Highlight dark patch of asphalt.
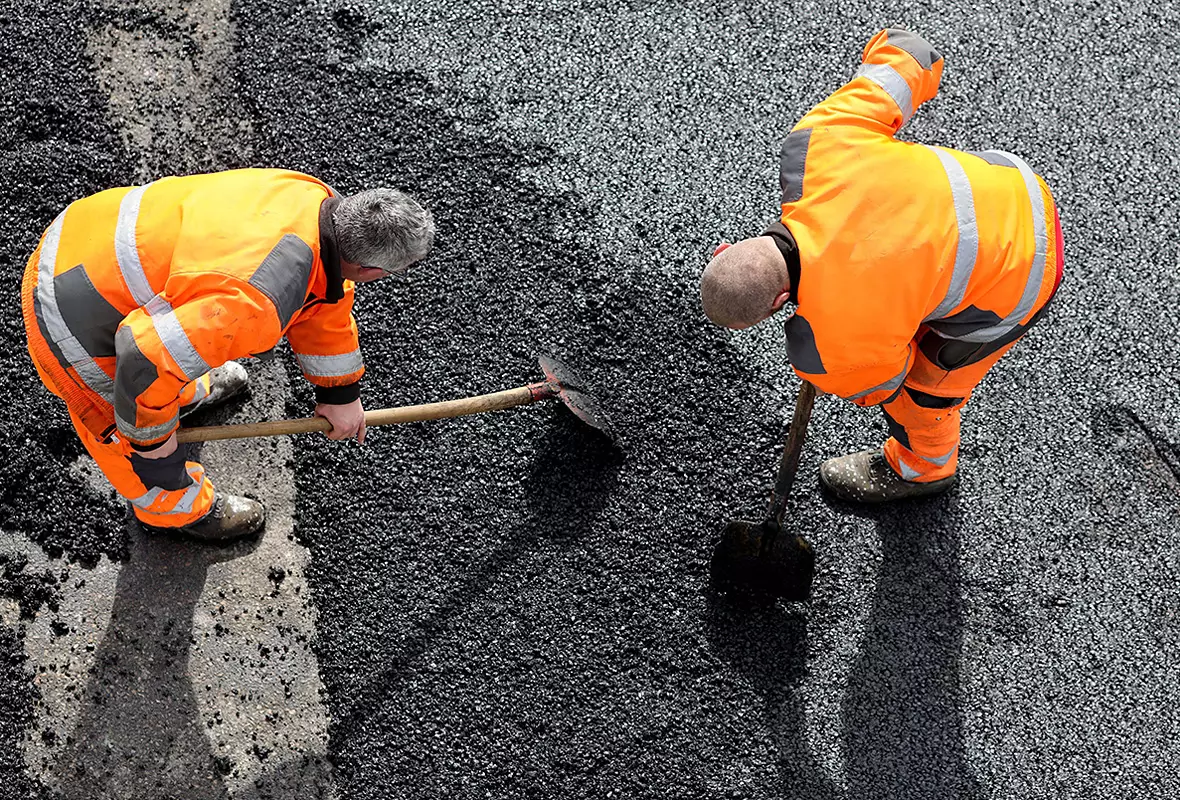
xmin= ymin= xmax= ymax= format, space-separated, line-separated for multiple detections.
xmin=2 ymin=0 xmax=1180 ymax=798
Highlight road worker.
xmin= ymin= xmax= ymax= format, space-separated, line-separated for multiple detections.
xmin=700 ymin=29 xmax=1063 ymax=503
xmin=22 ymin=169 xmax=434 ymax=541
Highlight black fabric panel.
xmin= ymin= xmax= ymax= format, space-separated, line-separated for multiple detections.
xmin=884 ymin=28 xmax=942 ymax=70
xmin=249 ymin=233 xmax=315 ymax=329
xmin=926 ymin=305 xmax=1003 ymax=339
xmin=129 ymin=447 xmax=189 ymax=491
xmin=784 ymin=313 xmax=827 ymax=375
xmin=55 ymin=264 xmax=125 ymax=357
xmin=114 ymin=326 xmax=159 ymax=426
xmin=905 ymin=387 xmax=964 ymax=409
xmin=919 ymin=285 xmax=1061 ymax=371
xmin=779 ymin=127 xmax=813 ymax=204
xmin=882 ymin=405 xmax=912 ymax=450
xmin=314 ymin=381 xmax=361 ymax=405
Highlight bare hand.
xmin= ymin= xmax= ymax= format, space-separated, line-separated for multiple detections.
xmin=138 ymin=432 xmax=178 ymax=459
xmin=315 ymin=399 xmax=367 ymax=444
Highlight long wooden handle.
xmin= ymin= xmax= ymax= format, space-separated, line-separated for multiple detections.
xmin=768 ymin=380 xmax=817 ymax=525
xmin=177 ymin=383 xmax=553 ymax=443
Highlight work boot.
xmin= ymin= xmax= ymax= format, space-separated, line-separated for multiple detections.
xmin=819 ymin=448 xmax=956 ymax=504
xmin=182 ymin=361 xmax=249 ymax=416
xmin=142 ymin=494 xmax=265 ymax=544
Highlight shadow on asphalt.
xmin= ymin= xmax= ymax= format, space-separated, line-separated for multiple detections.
xmin=331 ymin=410 xmax=623 ymax=737
xmin=50 ymin=522 xmax=263 ymax=800
xmin=838 ymin=491 xmax=985 ymax=800
xmin=703 ymin=594 xmax=839 ymax=799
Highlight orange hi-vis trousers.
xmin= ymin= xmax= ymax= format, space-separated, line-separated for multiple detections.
xmin=64 ymin=373 xmax=216 ymax=529
xmin=882 ymin=207 xmax=1065 ymax=483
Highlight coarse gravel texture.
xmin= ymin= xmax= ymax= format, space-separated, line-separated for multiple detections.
xmin=1 ymin=0 xmax=1179 ymax=799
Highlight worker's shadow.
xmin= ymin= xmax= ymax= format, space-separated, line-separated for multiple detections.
xmin=831 ymin=490 xmax=985 ymax=800
xmin=50 ymin=522 xmax=261 ymax=800
xmin=703 ymin=595 xmax=839 ymax=799
xmin=333 ymin=410 xmax=623 ymax=734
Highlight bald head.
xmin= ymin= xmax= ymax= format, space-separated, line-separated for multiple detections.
xmin=700 ymin=237 xmax=792 ymax=329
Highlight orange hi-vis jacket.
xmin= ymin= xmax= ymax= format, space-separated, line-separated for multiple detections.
xmin=21 ymin=168 xmax=365 ymax=448
xmin=775 ymin=29 xmax=1061 ymax=406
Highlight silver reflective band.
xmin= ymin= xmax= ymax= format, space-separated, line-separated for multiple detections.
xmin=949 ymin=150 xmax=1049 ymax=343
xmin=130 ymin=487 xmax=165 ymax=510
xmin=923 ymin=444 xmax=958 ymax=467
xmin=849 ymin=346 xmax=912 ymax=401
xmin=923 ymin=147 xmax=979 ymax=322
xmin=116 ymin=412 xmax=178 ymax=444
xmin=899 ymin=460 xmax=922 ymax=481
xmin=129 ymin=465 xmax=206 ymax=515
xmin=855 ymin=63 xmax=914 ymax=125
xmin=114 ymin=184 xmax=155 ymax=307
xmin=144 ymin=294 xmax=211 ymax=381
xmin=295 ymin=349 xmax=364 ymax=378
xmin=36 ymin=212 xmax=116 ymax=402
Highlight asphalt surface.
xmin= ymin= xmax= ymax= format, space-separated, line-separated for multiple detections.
xmin=1 ymin=1 xmax=1179 ymax=798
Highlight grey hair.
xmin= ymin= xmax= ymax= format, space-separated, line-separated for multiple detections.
xmin=333 ymin=188 xmax=435 ymax=272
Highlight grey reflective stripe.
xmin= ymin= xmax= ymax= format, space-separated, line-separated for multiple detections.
xmin=295 ymin=349 xmax=364 ymax=378
xmin=117 ymin=413 xmax=179 ymax=444
xmin=129 ymin=487 xmax=166 ymax=510
xmin=855 ymin=63 xmax=913 ymax=124
xmin=898 ymin=460 xmax=922 ymax=481
xmin=849 ymin=346 xmax=912 ymax=401
xmin=923 ymin=146 xmax=979 ymax=322
xmin=968 ymin=150 xmax=1017 ymax=169
xmin=143 ymin=294 xmax=211 ymax=381
xmin=249 ymin=234 xmax=315 ymax=329
xmin=950 ymin=149 xmax=1049 ymax=343
xmin=55 ymin=265 xmax=124 ymax=358
xmin=779 ymin=128 xmax=813 ymax=204
xmin=884 ymin=28 xmax=942 ymax=70
xmin=170 ymin=465 xmax=208 ymax=515
xmin=114 ymin=185 xmax=155 ymax=306
xmin=129 ymin=465 xmax=206 ymax=514
xmin=924 ymin=444 xmax=958 ymax=467
xmin=35 ymin=212 xmax=116 ymax=402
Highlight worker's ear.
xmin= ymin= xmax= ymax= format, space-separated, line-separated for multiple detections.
xmin=771 ymin=289 xmax=792 ymax=311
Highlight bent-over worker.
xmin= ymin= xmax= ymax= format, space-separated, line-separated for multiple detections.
xmin=700 ymin=29 xmax=1064 ymax=503
xmin=23 ymin=168 xmax=434 ymax=541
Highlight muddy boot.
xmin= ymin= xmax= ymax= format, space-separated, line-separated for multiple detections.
xmin=182 ymin=361 xmax=249 ymax=416
xmin=819 ymin=448 xmax=956 ymax=504
xmin=142 ymin=494 xmax=265 ymax=544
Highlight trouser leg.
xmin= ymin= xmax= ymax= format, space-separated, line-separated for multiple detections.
xmin=67 ymin=407 xmax=216 ymax=528
xmin=881 ymin=388 xmax=968 ymax=482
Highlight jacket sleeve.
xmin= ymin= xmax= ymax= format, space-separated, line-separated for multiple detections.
xmin=798 ymin=28 xmax=944 ymax=137
xmin=785 ymin=313 xmax=913 ymax=408
xmin=113 ymin=279 xmax=283 ymax=448
xmin=284 ymin=282 xmax=365 ymax=405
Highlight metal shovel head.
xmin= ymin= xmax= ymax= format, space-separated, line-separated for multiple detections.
xmin=537 ymin=354 xmax=616 ymax=441
xmin=710 ymin=519 xmax=815 ymax=604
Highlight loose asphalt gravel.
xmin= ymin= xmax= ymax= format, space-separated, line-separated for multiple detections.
xmin=2 ymin=0 xmax=1180 ymax=798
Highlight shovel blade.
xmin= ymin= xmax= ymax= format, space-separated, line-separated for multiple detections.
xmin=710 ymin=519 xmax=815 ymax=604
xmin=537 ymin=354 xmax=616 ymax=441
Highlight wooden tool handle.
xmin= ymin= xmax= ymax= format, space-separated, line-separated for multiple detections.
xmin=177 ymin=383 xmax=553 ymax=443
xmin=768 ymin=380 xmax=817 ymax=525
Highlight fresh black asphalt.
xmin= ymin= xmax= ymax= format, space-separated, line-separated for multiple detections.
xmin=1 ymin=1 xmax=1179 ymax=798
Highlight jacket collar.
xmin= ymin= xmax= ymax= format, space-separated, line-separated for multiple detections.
xmin=762 ymin=220 xmax=801 ymax=306
xmin=318 ymin=197 xmax=346 ymax=303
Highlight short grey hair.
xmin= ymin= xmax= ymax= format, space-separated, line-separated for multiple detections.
xmin=333 ymin=188 xmax=435 ymax=272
